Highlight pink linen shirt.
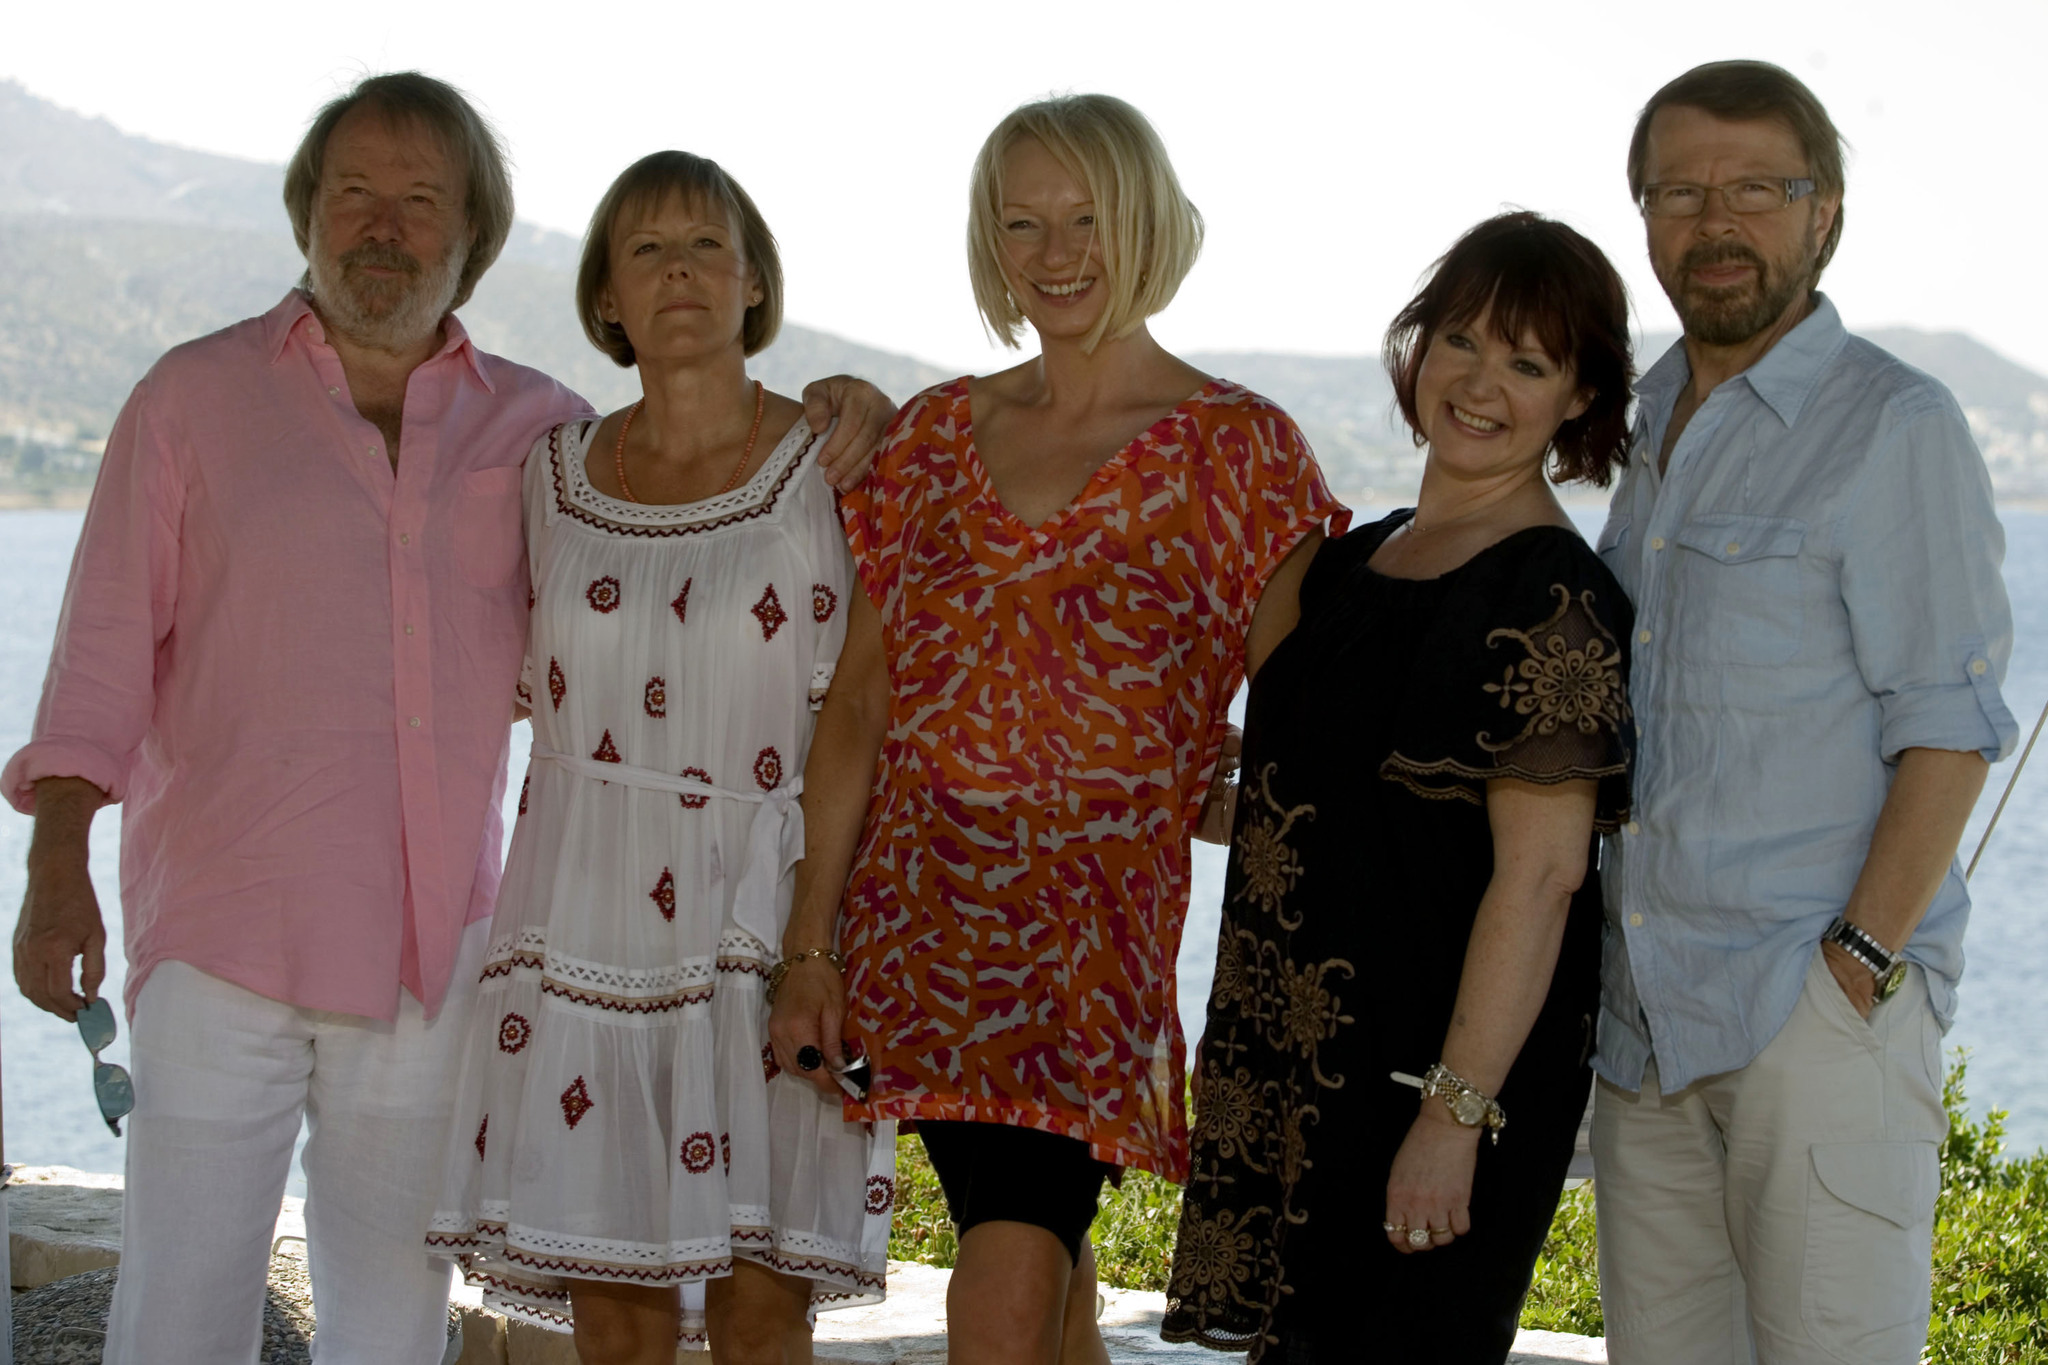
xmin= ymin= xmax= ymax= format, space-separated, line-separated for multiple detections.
xmin=3 ymin=290 xmax=590 ymax=1020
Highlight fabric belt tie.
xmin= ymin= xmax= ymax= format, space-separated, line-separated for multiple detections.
xmin=527 ymin=745 xmax=803 ymax=950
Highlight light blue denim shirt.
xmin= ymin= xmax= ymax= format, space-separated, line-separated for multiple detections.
xmin=1594 ymin=296 xmax=2017 ymax=1094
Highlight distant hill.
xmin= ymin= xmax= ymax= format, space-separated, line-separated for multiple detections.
xmin=4 ymin=78 xmax=2045 ymax=507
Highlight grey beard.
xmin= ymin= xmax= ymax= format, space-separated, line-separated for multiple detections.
xmin=306 ymin=234 xmax=465 ymax=352
xmin=1669 ymin=242 xmax=1814 ymax=348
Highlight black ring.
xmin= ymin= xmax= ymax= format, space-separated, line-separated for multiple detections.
xmin=795 ymin=1045 xmax=824 ymax=1072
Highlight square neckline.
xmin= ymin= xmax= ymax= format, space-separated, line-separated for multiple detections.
xmin=554 ymin=414 xmax=819 ymax=533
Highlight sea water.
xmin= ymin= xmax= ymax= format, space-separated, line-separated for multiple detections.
xmin=4 ymin=508 xmax=2045 ymax=1194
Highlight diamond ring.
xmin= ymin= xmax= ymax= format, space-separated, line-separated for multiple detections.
xmin=1406 ymin=1227 xmax=1431 ymax=1248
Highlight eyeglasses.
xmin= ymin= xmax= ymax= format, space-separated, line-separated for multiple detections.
xmin=76 ymin=997 xmax=135 ymax=1137
xmin=1639 ymin=178 xmax=1817 ymax=218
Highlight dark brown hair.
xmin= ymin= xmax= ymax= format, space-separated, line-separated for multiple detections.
xmin=283 ymin=71 xmax=513 ymax=311
xmin=576 ymin=151 xmax=783 ymax=366
xmin=1627 ymin=60 xmax=1847 ymax=272
xmin=1384 ymin=212 xmax=1634 ymax=487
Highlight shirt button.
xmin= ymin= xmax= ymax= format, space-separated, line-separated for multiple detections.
xmin=1650 ymin=536 xmax=1666 ymax=551
xmin=1638 ymin=629 xmax=1652 ymax=644
xmin=400 ymin=533 xmax=411 ymax=546
xmin=408 ymin=716 xmax=421 ymax=728
xmin=369 ymin=446 xmax=379 ymax=457
xmin=404 ymin=623 xmax=415 ymax=636
xmin=1725 ymin=542 xmax=1740 ymax=555
xmin=1971 ymin=658 xmax=1989 ymax=676
xmin=327 ymin=386 xmax=340 ymax=397
xmin=1625 ymin=820 xmax=1640 ymax=835
xmin=1629 ymin=913 xmax=1644 ymax=928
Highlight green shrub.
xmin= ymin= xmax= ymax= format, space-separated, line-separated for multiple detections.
xmin=886 ymin=1058 xmax=2048 ymax=1363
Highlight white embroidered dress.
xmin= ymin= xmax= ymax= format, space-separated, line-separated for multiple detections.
xmin=427 ymin=417 xmax=894 ymax=1342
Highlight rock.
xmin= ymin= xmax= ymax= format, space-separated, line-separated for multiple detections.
xmin=7 ymin=1165 xmax=306 ymax=1293
xmin=9 ymin=1259 xmax=319 ymax=1365
xmin=7 ymin=1168 xmax=122 ymax=1289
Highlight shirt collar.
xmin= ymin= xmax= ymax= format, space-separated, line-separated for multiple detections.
xmin=265 ymin=287 xmax=497 ymax=394
xmin=1635 ymin=292 xmax=1848 ymax=432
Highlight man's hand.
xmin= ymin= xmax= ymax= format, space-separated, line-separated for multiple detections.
xmin=14 ymin=776 xmax=110 ymax=1020
xmin=802 ymin=376 xmax=896 ymax=491
xmin=1193 ymin=726 xmax=1243 ymax=845
xmin=1820 ymin=939 xmax=1879 ymax=1020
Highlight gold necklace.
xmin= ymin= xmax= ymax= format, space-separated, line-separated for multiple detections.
xmin=611 ymin=380 xmax=767 ymax=503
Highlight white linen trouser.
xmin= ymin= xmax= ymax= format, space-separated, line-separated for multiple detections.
xmin=103 ymin=922 xmax=487 ymax=1365
xmin=1592 ymin=952 xmax=1947 ymax=1365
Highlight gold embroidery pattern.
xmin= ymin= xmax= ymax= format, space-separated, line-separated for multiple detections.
xmin=1232 ymin=763 xmax=1316 ymax=927
xmin=1168 ymin=756 xmax=1352 ymax=1359
xmin=1479 ymin=583 xmax=1629 ymax=752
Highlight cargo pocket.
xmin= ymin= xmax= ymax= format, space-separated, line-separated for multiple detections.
xmin=1801 ymin=1140 xmax=1938 ymax=1363
xmin=455 ymin=464 xmax=526 ymax=588
xmin=1673 ymin=513 xmax=1805 ymax=666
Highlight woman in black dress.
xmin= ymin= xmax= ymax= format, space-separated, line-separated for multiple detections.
xmin=1163 ymin=212 xmax=1637 ymax=1364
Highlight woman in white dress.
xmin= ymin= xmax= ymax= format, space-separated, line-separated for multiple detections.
xmin=427 ymin=151 xmax=895 ymax=1365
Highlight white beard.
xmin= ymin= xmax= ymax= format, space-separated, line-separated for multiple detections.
xmin=305 ymin=224 xmax=467 ymax=352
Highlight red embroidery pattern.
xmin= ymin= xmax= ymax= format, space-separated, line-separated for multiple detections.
xmin=678 ymin=766 xmax=711 ymax=810
xmin=812 ymin=584 xmax=839 ymax=623
xmin=680 ymin=1131 xmax=717 ymax=1173
xmin=671 ymin=579 xmax=692 ymax=625
xmin=762 ymin=1043 xmax=781 ymax=1083
xmin=644 ymin=676 xmax=667 ymax=719
xmin=528 ymin=585 xmax=536 ymax=611
xmin=753 ymin=746 xmax=783 ymax=791
xmin=497 ymin=1012 xmax=532 ymax=1054
xmin=592 ymin=730 xmax=622 ymax=764
xmin=516 ymin=677 xmax=533 ymax=708
xmin=475 ymin=1116 xmax=488 ymax=1161
xmin=548 ymin=658 xmax=566 ymax=711
xmin=586 ymin=577 xmax=622 ymax=613
xmin=650 ymin=869 xmax=676 ymax=922
xmin=865 ymin=1175 xmax=896 ymax=1215
xmin=751 ymin=585 xmax=788 ymax=640
xmin=518 ymin=775 xmax=529 ymax=816
xmin=540 ymin=979 xmax=711 ymax=1015
xmin=721 ymin=1132 xmax=732 ymax=1173
xmin=560 ymin=1077 xmax=594 ymax=1129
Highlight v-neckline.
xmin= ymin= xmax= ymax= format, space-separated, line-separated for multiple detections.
xmin=957 ymin=377 xmax=1223 ymax=539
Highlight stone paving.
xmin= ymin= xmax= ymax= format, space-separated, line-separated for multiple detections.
xmin=11 ymin=1167 xmax=1605 ymax=1364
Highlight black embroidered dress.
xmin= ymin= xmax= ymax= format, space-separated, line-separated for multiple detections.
xmin=1162 ymin=513 xmax=1633 ymax=1363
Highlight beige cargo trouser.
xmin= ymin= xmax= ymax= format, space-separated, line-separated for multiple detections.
xmin=1592 ymin=952 xmax=1946 ymax=1365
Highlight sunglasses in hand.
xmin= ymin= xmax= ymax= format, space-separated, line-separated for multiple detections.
xmin=76 ymin=997 xmax=135 ymax=1137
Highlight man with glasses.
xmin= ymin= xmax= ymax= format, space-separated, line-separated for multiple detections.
xmin=1590 ymin=61 xmax=2014 ymax=1365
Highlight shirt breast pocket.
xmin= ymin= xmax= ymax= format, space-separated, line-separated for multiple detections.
xmin=454 ymin=464 xmax=526 ymax=588
xmin=1673 ymin=513 xmax=1806 ymax=666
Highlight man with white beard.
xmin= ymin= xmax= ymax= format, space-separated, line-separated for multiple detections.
xmin=6 ymin=72 xmax=890 ymax=1364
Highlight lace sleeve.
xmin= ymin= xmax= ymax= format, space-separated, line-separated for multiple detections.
xmin=1380 ymin=552 xmax=1634 ymax=832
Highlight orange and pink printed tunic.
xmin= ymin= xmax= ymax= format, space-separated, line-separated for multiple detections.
xmin=837 ymin=377 xmax=1349 ymax=1181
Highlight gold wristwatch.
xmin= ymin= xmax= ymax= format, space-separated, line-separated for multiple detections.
xmin=1391 ymin=1064 xmax=1507 ymax=1144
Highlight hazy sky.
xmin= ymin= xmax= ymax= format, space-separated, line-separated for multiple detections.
xmin=10 ymin=0 xmax=2045 ymax=378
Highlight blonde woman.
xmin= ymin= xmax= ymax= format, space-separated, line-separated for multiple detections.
xmin=770 ymin=95 xmax=1348 ymax=1365
xmin=426 ymin=152 xmax=894 ymax=1365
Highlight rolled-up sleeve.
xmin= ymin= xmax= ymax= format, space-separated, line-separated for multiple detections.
xmin=2 ymin=379 xmax=186 ymax=811
xmin=1838 ymin=390 xmax=2017 ymax=764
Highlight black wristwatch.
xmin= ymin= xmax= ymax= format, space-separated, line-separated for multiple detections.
xmin=1821 ymin=916 xmax=1907 ymax=1000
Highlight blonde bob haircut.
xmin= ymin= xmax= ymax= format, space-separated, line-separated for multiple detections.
xmin=967 ymin=94 xmax=1204 ymax=353
xmin=576 ymin=150 xmax=783 ymax=365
